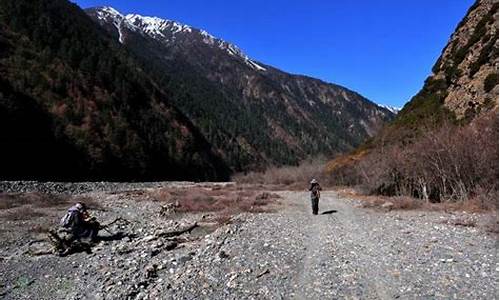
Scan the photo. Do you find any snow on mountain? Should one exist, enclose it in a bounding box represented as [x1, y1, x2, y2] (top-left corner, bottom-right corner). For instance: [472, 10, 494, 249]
[97, 6, 122, 20]
[93, 6, 266, 71]
[377, 104, 400, 114]
[124, 14, 192, 38]
[95, 6, 125, 43]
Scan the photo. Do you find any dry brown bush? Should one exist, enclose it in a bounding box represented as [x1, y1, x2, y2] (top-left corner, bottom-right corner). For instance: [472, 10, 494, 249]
[484, 213, 499, 233]
[359, 197, 386, 208]
[176, 192, 217, 213]
[150, 187, 280, 215]
[1, 207, 45, 221]
[0, 192, 72, 210]
[209, 213, 233, 225]
[30, 224, 51, 233]
[464, 187, 499, 212]
[355, 195, 422, 210]
[330, 111, 499, 210]
[449, 218, 477, 227]
[73, 195, 105, 211]
[390, 196, 424, 210]
[233, 158, 331, 188]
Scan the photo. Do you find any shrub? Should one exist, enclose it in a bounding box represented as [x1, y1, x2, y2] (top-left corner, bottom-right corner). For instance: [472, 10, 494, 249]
[329, 110, 499, 209]
[0, 192, 71, 210]
[453, 5, 496, 66]
[150, 186, 280, 214]
[2, 207, 45, 221]
[484, 213, 499, 233]
[390, 196, 424, 210]
[484, 72, 498, 92]
[469, 37, 498, 78]
[233, 158, 330, 188]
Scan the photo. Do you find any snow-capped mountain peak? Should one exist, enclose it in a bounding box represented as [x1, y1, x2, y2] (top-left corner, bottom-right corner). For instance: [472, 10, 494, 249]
[91, 6, 266, 71]
[124, 14, 192, 38]
[97, 6, 123, 19]
[377, 104, 400, 114]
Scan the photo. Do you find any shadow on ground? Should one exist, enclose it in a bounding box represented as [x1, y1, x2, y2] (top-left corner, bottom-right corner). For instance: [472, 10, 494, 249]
[97, 232, 136, 242]
[321, 210, 338, 215]
[59, 232, 134, 256]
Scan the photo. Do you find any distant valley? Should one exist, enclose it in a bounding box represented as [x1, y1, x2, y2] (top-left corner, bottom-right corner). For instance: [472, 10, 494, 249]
[86, 6, 394, 172]
[0, 0, 394, 181]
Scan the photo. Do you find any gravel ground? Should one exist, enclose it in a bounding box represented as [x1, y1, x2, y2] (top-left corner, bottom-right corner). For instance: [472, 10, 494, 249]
[161, 191, 498, 299]
[0, 185, 498, 299]
[0, 181, 235, 195]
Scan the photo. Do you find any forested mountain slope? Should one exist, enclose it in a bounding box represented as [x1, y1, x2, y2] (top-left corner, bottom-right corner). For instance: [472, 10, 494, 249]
[87, 7, 394, 172]
[0, 0, 230, 181]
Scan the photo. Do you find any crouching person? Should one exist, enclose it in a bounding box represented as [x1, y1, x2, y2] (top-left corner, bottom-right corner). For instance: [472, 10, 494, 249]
[53, 202, 100, 256]
[61, 202, 100, 242]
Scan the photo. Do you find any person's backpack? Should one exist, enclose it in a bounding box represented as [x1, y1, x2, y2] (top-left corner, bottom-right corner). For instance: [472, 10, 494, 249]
[60, 210, 77, 228]
[311, 184, 321, 198]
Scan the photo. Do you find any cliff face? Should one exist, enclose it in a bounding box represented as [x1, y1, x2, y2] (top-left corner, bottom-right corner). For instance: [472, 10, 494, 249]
[371, 0, 499, 146]
[431, 0, 499, 118]
[326, 1, 498, 203]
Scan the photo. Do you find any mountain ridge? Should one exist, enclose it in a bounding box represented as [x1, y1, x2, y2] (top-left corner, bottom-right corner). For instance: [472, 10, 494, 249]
[92, 6, 268, 72]
[87, 6, 395, 172]
[0, 0, 395, 181]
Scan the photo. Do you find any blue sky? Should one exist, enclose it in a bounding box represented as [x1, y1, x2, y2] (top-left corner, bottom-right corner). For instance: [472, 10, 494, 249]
[74, 0, 474, 107]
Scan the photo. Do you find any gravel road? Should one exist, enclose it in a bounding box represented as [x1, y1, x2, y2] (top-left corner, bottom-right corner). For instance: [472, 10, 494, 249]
[0, 187, 498, 299]
[166, 191, 498, 299]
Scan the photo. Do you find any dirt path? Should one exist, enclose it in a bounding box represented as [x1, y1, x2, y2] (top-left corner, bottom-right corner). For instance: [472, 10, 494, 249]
[0, 188, 498, 299]
[170, 191, 498, 299]
[291, 192, 343, 299]
[292, 192, 394, 299]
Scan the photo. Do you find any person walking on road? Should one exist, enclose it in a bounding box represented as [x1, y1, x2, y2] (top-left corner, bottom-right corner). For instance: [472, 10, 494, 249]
[308, 179, 322, 215]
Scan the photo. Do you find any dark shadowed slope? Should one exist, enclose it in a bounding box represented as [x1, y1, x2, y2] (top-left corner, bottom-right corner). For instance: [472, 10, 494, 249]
[0, 0, 230, 181]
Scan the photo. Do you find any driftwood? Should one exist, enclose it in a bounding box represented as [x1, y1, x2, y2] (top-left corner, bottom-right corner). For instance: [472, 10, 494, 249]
[24, 231, 71, 257]
[46, 229, 92, 256]
[25, 239, 55, 256]
[47, 229, 69, 251]
[159, 202, 180, 216]
[27, 249, 54, 256]
[99, 217, 130, 230]
[34, 220, 196, 256]
[134, 222, 199, 252]
[164, 241, 178, 250]
[156, 222, 198, 238]
[256, 269, 270, 278]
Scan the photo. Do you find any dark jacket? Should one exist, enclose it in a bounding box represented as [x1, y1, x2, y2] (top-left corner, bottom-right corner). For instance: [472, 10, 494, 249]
[63, 205, 98, 240]
[309, 183, 322, 199]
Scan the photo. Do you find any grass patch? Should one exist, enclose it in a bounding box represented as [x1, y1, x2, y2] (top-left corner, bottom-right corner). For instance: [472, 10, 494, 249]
[233, 158, 331, 188]
[1, 207, 45, 221]
[484, 213, 499, 234]
[30, 224, 51, 233]
[0, 192, 103, 212]
[355, 196, 423, 211]
[0, 192, 72, 210]
[442, 218, 477, 227]
[150, 186, 281, 215]
[338, 187, 498, 213]
[484, 72, 498, 92]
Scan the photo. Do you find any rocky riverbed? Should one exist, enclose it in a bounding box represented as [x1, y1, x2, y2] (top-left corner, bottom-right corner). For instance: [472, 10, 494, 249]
[0, 182, 498, 299]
